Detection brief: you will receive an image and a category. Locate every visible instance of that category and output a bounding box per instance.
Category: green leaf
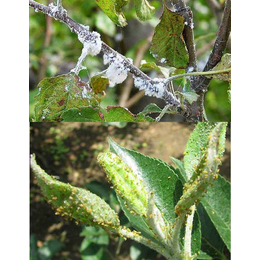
[95,0,127,27]
[104,106,154,122]
[209,54,231,82]
[30,154,120,230]
[179,91,200,105]
[98,152,149,217]
[169,157,187,184]
[130,242,150,260]
[140,61,174,78]
[108,138,181,226]
[62,107,103,122]
[90,74,109,94]
[80,227,110,260]
[117,194,158,241]
[95,11,116,37]
[62,106,154,122]
[197,204,227,260]
[139,103,162,115]
[201,175,231,251]
[80,226,109,246]
[180,84,200,104]
[134,0,155,21]
[184,123,227,180]
[150,6,189,69]
[38,240,64,260]
[34,73,99,122]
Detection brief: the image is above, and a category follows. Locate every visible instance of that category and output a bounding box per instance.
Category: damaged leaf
[150,6,189,69]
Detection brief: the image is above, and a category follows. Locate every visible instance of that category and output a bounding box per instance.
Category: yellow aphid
[168,176,171,179]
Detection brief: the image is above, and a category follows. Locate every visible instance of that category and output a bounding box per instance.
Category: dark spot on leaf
[58,99,65,106]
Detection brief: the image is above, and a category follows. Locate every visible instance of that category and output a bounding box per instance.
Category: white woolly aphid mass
[71,30,102,74]
[103,53,168,98]
[133,76,166,99]
[103,53,129,87]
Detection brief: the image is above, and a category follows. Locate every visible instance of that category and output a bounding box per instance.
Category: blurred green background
[29,0,231,121]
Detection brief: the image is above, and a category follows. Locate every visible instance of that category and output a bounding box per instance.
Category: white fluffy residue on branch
[103,53,131,87]
[133,76,166,98]
[71,29,102,75]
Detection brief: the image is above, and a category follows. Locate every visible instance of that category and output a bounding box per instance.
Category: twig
[118,228,177,260]
[125,90,145,108]
[166,68,231,83]
[194,0,231,92]
[119,38,151,107]
[196,39,215,57]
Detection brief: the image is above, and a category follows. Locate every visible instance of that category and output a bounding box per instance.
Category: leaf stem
[166,68,231,83]
[118,228,176,260]
[183,205,196,259]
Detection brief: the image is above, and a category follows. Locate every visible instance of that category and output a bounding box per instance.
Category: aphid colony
[68,23,180,105]
[97,152,174,247]
[175,126,223,216]
[30,154,120,231]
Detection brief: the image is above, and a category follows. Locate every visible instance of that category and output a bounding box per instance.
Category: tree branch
[30,0,194,119]
[29,0,151,82]
[194,0,231,92]
[119,38,151,107]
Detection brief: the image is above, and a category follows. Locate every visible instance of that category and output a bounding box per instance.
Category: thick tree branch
[194,0,231,92]
[204,0,231,72]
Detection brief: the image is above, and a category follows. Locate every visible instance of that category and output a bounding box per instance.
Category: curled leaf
[90,73,109,94]
[30,154,120,230]
[95,0,127,27]
[175,123,227,216]
[208,54,231,82]
[134,0,155,21]
[97,152,148,217]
